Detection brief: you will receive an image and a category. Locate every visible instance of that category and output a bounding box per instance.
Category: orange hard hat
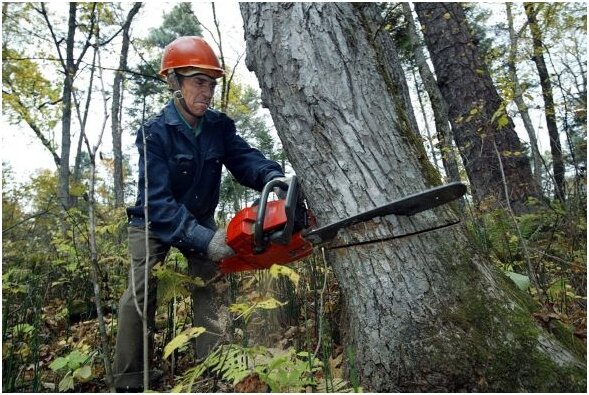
[159,36,224,79]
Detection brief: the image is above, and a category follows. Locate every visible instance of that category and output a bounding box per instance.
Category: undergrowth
[2,176,585,392]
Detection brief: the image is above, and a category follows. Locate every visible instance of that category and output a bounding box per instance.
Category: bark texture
[414,3,541,213]
[241,3,585,392]
[401,2,460,183]
[524,2,566,202]
[60,3,77,210]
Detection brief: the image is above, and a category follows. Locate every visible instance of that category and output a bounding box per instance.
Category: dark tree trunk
[415,2,542,213]
[524,2,566,202]
[59,2,77,210]
[241,2,585,392]
[401,2,461,183]
[111,2,142,207]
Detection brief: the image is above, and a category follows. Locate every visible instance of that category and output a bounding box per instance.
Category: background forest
[2,2,586,393]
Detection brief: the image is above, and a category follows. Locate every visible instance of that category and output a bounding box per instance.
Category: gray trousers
[113,225,225,389]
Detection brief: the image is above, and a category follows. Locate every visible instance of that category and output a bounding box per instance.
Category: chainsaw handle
[254,176,298,253]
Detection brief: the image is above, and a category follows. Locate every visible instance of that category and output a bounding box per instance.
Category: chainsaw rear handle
[254,176,298,253]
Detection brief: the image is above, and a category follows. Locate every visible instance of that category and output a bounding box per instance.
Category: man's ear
[167,69,182,91]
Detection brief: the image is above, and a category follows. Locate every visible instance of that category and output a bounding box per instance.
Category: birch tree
[241,3,585,392]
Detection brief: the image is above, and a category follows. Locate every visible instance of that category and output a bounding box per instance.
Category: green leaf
[547,278,581,299]
[12,323,34,336]
[267,354,289,370]
[163,327,206,359]
[67,350,88,370]
[497,114,509,129]
[58,372,75,392]
[49,357,68,371]
[154,265,203,305]
[69,183,86,197]
[73,365,93,382]
[505,271,530,290]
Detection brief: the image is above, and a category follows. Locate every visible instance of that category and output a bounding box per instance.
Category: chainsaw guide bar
[219,178,467,273]
[302,182,467,245]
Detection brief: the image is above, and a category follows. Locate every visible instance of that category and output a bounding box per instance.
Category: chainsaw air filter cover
[219,199,314,273]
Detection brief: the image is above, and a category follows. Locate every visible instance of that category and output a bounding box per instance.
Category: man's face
[179,74,217,117]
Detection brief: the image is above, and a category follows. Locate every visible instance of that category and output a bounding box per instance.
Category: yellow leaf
[269,264,300,287]
[163,327,206,359]
[73,365,93,382]
[443,12,452,20]
[255,297,287,310]
[329,353,344,379]
[229,303,251,314]
[59,373,74,392]
[497,115,509,129]
[69,183,86,197]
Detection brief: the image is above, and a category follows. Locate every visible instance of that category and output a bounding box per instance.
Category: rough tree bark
[111,2,142,207]
[241,3,585,392]
[401,2,461,183]
[49,2,76,211]
[414,3,542,213]
[524,2,566,202]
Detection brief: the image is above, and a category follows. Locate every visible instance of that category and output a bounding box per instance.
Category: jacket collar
[163,100,221,129]
[161,100,222,151]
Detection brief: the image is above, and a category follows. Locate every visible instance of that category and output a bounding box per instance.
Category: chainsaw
[219,176,467,273]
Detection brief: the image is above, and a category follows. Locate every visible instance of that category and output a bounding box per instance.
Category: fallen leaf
[234,373,268,393]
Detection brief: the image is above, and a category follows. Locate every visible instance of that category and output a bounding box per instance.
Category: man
[113,36,285,391]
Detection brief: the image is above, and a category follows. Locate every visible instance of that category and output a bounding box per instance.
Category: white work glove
[207,229,235,262]
[272,176,289,199]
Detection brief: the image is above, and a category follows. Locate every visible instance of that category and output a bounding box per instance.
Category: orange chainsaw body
[217,176,467,273]
[219,199,314,273]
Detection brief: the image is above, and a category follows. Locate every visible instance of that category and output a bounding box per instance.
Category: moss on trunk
[241,3,586,392]
[416,244,587,392]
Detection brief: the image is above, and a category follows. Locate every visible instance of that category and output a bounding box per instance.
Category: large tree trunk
[401,2,461,183]
[372,12,423,144]
[414,3,542,213]
[111,2,142,207]
[524,2,566,202]
[241,3,585,392]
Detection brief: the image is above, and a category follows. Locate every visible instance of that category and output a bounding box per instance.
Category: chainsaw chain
[325,218,462,250]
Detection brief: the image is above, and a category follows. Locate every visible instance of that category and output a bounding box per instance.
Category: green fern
[254,349,322,392]
[316,377,361,393]
[153,265,204,305]
[173,344,253,392]
[173,345,328,392]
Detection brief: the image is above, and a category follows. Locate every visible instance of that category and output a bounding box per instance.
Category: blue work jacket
[127,101,284,255]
